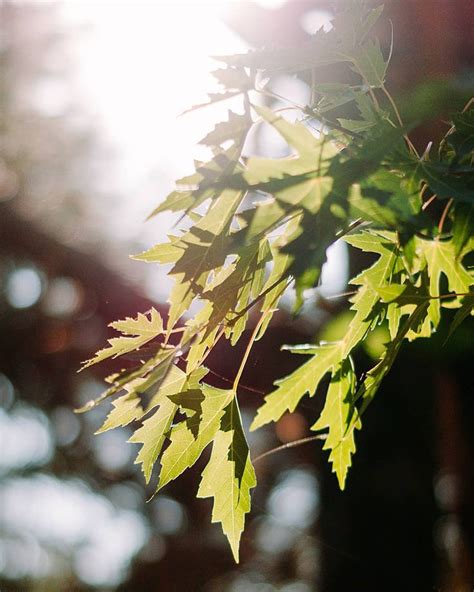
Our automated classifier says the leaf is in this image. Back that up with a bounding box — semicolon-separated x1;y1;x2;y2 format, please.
129;396;177;482
132;238;183;264
312;359;359;490
158;386;234;489
448;106;474;160
349;171;423;230
403;158;474;203
147;146;244;219
199;110;252;147
416;237;473;327
147;364;188;411
446;292;474;342
198;399;256;562
350;302;430;427
245;105;338;186
211;66;253;91
166;188;245;327
181;90;241;114
310;83;357;114
349;39;387;88
452;203;474;257
250;344;340;430
81;308;164;369
203;239;270;345
95;394;143;434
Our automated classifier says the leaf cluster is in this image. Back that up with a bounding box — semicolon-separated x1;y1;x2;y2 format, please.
78;2;473;560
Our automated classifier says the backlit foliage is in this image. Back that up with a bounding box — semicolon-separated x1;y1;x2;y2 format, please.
79;2;473;561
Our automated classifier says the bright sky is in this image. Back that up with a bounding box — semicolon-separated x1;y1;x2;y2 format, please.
56;0;345;301
56;1;250;298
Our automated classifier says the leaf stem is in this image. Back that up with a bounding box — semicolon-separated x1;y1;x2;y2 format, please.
232;310;271;393
335;217;367;239
438;197;453;235
381;84;419;157
422;193;437;211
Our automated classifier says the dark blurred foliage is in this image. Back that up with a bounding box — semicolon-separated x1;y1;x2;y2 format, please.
0;1;473;591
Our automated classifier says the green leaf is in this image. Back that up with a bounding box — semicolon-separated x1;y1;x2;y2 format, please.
166;188;244;327
403;158;474;203
448;106;474;160
452;203;474;257
81;308;164;369
312;359;359;490
349;171;422;229
129;396;177;483
158;386;234;489
132;238;183;264
147;146;244;219
199;110;252;147
350;302;430;425
147;364;188;411
250;344;340;430
446;292;474;342
198;399;256;562
349;39;387;88
416;237;473;327
95;394;143;435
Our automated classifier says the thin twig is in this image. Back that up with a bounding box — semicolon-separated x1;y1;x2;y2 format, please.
229;277;293;326
324;290;357;300
253;434;327;464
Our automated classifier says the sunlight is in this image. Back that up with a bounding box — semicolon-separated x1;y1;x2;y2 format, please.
57;1;248;300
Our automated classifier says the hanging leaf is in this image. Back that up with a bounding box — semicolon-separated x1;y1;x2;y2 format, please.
96;394;143;435
198;399;256;562
158;386;234;489
311;359;359;490
81;308;164;369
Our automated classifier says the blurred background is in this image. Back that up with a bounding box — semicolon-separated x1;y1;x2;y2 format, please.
0;0;473;590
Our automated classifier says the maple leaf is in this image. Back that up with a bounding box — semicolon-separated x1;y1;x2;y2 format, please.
158;386;234;489
95;394;143;435
452;203;474;257
129;397;177;483
447;105;474;160
250;344;340;430
348;39;388;89
198;399;256;562
199;110;252;148
446;292;474;341
312;359;359;490
415;237;473;327
81;308;164;370
166;188;245;328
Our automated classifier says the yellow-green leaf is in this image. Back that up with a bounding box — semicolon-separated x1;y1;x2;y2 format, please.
81;308;164;369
